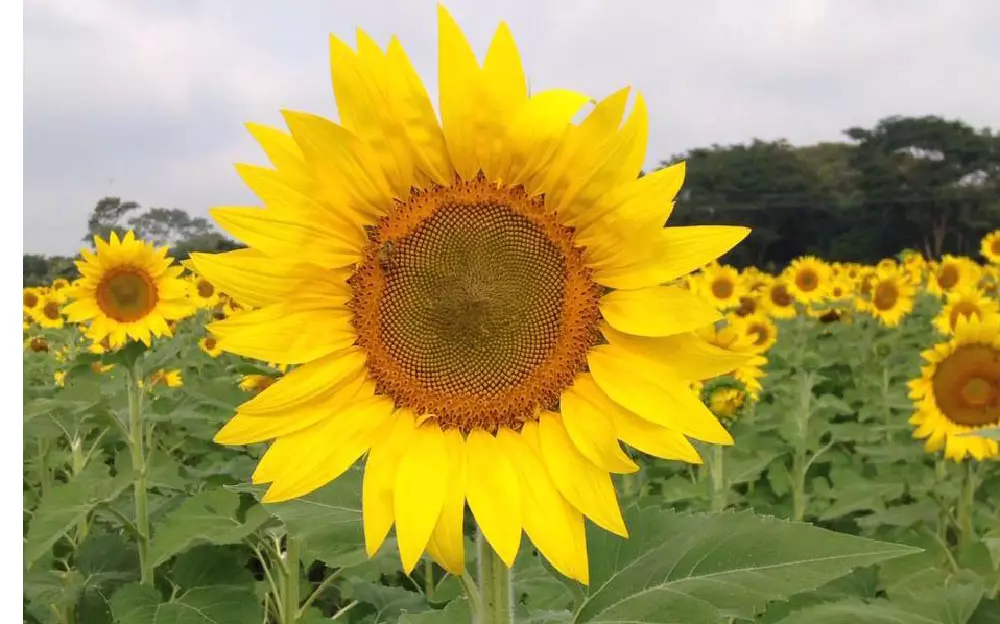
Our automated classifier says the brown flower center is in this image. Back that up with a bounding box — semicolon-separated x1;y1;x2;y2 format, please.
349;176;601;432
932;344;1000;427
711;278;734;300
795;268;818;292
770;283;793;307
96;268;159;322
949;301;982;332
735;296;757;317
938;264;959;289
43;301;61;320
991;238;1000;255
197;280;215;298
24;292;39;308
873;281;899;311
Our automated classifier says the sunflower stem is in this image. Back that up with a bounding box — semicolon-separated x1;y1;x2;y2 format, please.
281;535;301;624
126;360;153;586
709;444;727;513
791;371;814;523
476;531;513;624
70;436;90;545
957;461;978;550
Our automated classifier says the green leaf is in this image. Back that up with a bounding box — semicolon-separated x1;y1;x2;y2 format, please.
24;461;132;568
110;582;264;624
885;568;984;624
574;508;920;624
340;579;428;620
230;468;375;569
969;599;1000;624
170;544;255;590
147;488;270;567
818;481;905;521
514;549;574;611
398;598;472;624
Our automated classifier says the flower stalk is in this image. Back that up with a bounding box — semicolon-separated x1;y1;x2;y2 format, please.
476;531;513;624
126;361;153;585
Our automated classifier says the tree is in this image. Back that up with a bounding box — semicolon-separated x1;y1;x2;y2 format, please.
83;197;142;243
127;208;215;248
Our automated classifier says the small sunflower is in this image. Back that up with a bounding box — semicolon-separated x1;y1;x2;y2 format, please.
762;278;797;319
933;287;999;336
63;232;194;348
32;293;65;329
927;255;980;298
199;336;223;358
189;273;221;308
25;337;49;353
739;266;770;293
908;316;1000;461
239;374;278;393
732;293;763;318
705;384;746;422
23;287;42;314
148;369;184;388
784;256;831;305
729;313;778;353
196;7;751;583
54;371;67;387
827;277;854;301
696;263;744;310
50;278;71;302
696;321;768;400
981;230;1000;264
864;267;915;328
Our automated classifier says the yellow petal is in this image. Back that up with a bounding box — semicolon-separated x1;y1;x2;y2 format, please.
215;374;368;445
465;430;522;567
329;34;413;197
237;347;367;416
190;249;351;309
209;304;356;364
602;324;753;381
600;285;722;337
437;4;482;181
209;207;363;269
394;425;450;573
588;344;733;445
572;374;702;463
245;122;307;177
258;395;395;502
478;21;527;180
591;226;751;290
384;37;454;186
560;379;639;474
362;410;416;557
425;428;467;575
497;89;590;186
533;414;627;537
496;428;589;584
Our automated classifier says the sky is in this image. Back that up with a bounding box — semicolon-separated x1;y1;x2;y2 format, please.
23;0;1000;256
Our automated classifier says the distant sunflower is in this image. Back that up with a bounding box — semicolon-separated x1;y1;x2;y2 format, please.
50;278;71;302
908;316;1000;461
739;266;770;293
730;313;778;352
33;293;65;329
981;230;1000;264
732;293;763;318
697;263;744;309
696;321;768;399
827;277;854;301
706;385;746;422
63;232;194;348
195;7;750;582
784;256;831;305
23;288;42;314
238;374;277;393
148;368;184;388
199;336;223;358
933;287;999;336
928;255;980;298
876;258;897;273
865;267;915;327
763;279;797;319
190;274;221;308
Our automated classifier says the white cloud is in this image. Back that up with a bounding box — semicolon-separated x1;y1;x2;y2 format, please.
23;0;1000;255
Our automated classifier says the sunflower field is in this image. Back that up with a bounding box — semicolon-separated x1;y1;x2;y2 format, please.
21;8;1000;624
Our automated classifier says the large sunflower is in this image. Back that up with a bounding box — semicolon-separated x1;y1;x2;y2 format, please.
784;256;831;305
196;8;750;583
64;232;194;347
932;286;999;336
981;229;1000;264
908;316;1000;461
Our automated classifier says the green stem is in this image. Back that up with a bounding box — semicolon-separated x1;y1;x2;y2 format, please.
791;372;813;523
424;559;435;600
126;362;153;586
38;438;52;498
281;536;301;624
709;444;727;513
70;436;89;544
476;532;513;624
934;459;949;546
957;461;977;550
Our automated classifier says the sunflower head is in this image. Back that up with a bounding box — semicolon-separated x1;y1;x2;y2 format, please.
32;293;65;329
63;232;194;348
148;369;184;389
199;335;223;358
704;382;747;422
189;273;221;308
195;7;751;583
909;316;1000;461
784;256;831;305
933;286;1000;336
863;267;916;328
697;263;744;309
763;278;797;318
238;374;277;393
981;229;1000;264
928;255;980;297
27;337;49;353
729;313;778;353
23;287;42;311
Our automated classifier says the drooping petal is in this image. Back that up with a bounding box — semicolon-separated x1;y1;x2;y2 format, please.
425;428;467;575
235;347;367;416
560;380;639;474
599;285;722;337
465;430;522;567
394;424;450;573
601;323;753;381
532;414;627;537
362;410;417;557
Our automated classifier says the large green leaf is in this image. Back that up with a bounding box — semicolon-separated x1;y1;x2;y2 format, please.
573;508;920;624
110;583;264;624
147;488;270;567
398;598;472;624
24;461;133;568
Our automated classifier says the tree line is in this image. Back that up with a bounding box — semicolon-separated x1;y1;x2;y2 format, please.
23;114;1000;285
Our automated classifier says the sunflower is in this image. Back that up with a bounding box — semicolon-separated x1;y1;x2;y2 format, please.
32;293;65;329
25;337;49;353
933;287;999;336
927;255;981;298
762;278;797;319
54;371;67;387
23;287;42;314
784;256;831;305
981;230;1000;264
63;232;194;348
238;374;278;393
908;316;1000;461
148;368;184;388
705;385;746;422
189;273;221;308
827;277;854;302
49;278;71;302
195;8;750;583
739;266;770;293
728;313;778;352
732;293;763;318
199;336;223;358
695;321;768;399
696;263;744;310
900;251;926;285
863;267;915;328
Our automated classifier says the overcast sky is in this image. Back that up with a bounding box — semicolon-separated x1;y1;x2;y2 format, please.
24;0;1000;256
